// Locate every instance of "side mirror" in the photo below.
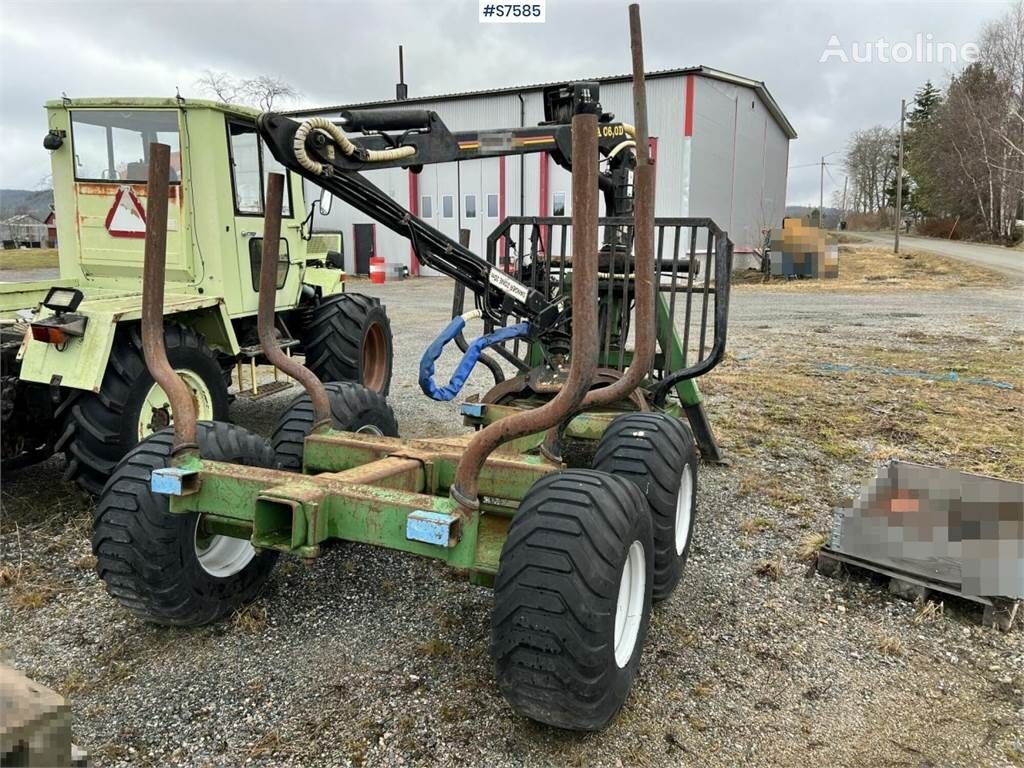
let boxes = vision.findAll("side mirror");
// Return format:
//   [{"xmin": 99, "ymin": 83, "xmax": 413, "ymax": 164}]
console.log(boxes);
[{"xmin": 318, "ymin": 192, "xmax": 333, "ymax": 216}]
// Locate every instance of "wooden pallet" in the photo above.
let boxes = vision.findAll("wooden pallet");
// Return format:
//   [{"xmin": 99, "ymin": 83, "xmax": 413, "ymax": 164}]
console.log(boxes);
[{"xmin": 816, "ymin": 547, "xmax": 1020, "ymax": 631}]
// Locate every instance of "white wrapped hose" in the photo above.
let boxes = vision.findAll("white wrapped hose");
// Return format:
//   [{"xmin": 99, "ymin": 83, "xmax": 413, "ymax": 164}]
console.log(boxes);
[{"xmin": 293, "ymin": 116, "xmax": 416, "ymax": 175}]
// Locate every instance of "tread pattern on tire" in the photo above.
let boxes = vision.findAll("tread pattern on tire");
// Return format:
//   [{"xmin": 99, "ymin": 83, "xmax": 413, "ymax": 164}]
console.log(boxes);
[
  {"xmin": 491, "ymin": 468, "xmax": 653, "ymax": 731},
  {"xmin": 271, "ymin": 381, "xmax": 399, "ymax": 471},
  {"xmin": 59, "ymin": 324, "xmax": 229, "ymax": 495},
  {"xmin": 302, "ymin": 293, "xmax": 393, "ymax": 395},
  {"xmin": 92, "ymin": 421, "xmax": 277, "ymax": 626},
  {"xmin": 593, "ymin": 412, "xmax": 697, "ymax": 601}
]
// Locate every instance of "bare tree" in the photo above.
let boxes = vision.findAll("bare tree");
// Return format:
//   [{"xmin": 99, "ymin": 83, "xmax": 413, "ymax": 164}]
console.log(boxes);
[
  {"xmin": 195, "ymin": 69, "xmax": 241, "ymax": 103},
  {"xmin": 843, "ymin": 126, "xmax": 899, "ymax": 219},
  {"xmin": 240, "ymin": 76, "xmax": 299, "ymax": 111},
  {"xmin": 194, "ymin": 70, "xmax": 299, "ymax": 111}
]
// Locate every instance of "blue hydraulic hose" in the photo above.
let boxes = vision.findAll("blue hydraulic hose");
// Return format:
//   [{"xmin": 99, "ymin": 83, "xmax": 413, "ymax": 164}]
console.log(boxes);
[{"xmin": 419, "ymin": 311, "xmax": 530, "ymax": 401}]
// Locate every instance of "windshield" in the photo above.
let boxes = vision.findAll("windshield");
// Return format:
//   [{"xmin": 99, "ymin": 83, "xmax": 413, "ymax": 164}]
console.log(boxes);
[{"xmin": 70, "ymin": 109, "xmax": 181, "ymax": 183}]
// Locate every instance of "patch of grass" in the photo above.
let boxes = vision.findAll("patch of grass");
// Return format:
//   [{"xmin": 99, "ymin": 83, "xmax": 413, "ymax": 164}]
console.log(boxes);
[
  {"xmin": 877, "ymin": 635, "xmax": 906, "ymax": 656},
  {"xmin": 418, "ymin": 637, "xmax": 452, "ymax": 659},
  {"xmin": 796, "ymin": 532, "xmax": 829, "ymax": 561},
  {"xmin": 0, "ymin": 248, "xmax": 58, "ymax": 271},
  {"xmin": 9, "ymin": 585, "xmax": 55, "ymax": 610},
  {"xmin": 738, "ymin": 517, "xmax": 774, "ymax": 535},
  {"xmin": 233, "ymin": 603, "xmax": 268, "ymax": 633},
  {"xmin": 734, "ymin": 244, "xmax": 1004, "ymax": 292},
  {"xmin": 912, "ymin": 599, "xmax": 944, "ymax": 625},
  {"xmin": 692, "ymin": 681, "xmax": 714, "ymax": 698},
  {"xmin": 754, "ymin": 555, "xmax": 785, "ymax": 580}
]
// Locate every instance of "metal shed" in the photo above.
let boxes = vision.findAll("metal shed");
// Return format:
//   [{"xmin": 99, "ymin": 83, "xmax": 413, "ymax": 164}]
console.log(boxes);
[{"xmin": 293, "ymin": 66, "xmax": 796, "ymax": 275}]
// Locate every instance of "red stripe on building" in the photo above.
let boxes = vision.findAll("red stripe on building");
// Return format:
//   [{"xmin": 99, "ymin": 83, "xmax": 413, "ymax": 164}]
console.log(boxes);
[
  {"xmin": 407, "ymin": 169, "xmax": 419, "ymax": 276},
  {"xmin": 498, "ymin": 156, "xmax": 507, "ymax": 269},
  {"xmin": 684, "ymin": 74, "xmax": 695, "ymax": 137},
  {"xmin": 538, "ymin": 152, "xmax": 550, "ymax": 254}
]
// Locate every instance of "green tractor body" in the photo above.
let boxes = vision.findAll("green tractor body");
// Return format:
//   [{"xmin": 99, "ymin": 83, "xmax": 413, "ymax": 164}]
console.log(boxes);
[{"xmin": 0, "ymin": 98, "xmax": 393, "ymax": 491}]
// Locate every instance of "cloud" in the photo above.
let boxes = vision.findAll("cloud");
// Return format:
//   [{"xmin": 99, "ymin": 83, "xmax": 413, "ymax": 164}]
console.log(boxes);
[{"xmin": 0, "ymin": 0, "xmax": 1008, "ymax": 207}]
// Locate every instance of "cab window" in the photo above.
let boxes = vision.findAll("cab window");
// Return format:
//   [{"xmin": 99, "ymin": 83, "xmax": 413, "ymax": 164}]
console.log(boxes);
[
  {"xmin": 70, "ymin": 110, "xmax": 181, "ymax": 183},
  {"xmin": 227, "ymin": 119, "xmax": 292, "ymax": 217}
]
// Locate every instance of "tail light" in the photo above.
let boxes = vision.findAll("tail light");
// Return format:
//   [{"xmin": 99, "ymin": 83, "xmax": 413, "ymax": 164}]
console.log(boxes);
[{"xmin": 31, "ymin": 324, "xmax": 69, "ymax": 345}]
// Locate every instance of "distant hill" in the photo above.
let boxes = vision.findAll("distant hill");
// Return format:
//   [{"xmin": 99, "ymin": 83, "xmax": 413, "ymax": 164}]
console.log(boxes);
[{"xmin": 0, "ymin": 189, "xmax": 54, "ymax": 222}]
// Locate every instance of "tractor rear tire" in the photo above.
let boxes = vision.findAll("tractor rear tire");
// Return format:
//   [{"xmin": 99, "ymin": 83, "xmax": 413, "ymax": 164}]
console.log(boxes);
[
  {"xmin": 92, "ymin": 421, "xmax": 278, "ymax": 626},
  {"xmin": 271, "ymin": 381, "xmax": 399, "ymax": 471},
  {"xmin": 491, "ymin": 469, "xmax": 654, "ymax": 731},
  {"xmin": 302, "ymin": 293, "xmax": 393, "ymax": 395},
  {"xmin": 58, "ymin": 324, "xmax": 230, "ymax": 496},
  {"xmin": 593, "ymin": 412, "xmax": 698, "ymax": 602}
]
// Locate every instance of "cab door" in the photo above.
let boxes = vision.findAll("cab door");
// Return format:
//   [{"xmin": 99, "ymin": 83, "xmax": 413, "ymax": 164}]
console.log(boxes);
[{"xmin": 225, "ymin": 118, "xmax": 302, "ymax": 317}]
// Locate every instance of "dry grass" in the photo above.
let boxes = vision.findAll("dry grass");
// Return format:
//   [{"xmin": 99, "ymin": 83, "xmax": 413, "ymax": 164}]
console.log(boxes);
[
  {"xmin": 912, "ymin": 599, "xmax": 945, "ymax": 625},
  {"xmin": 704, "ymin": 333, "xmax": 1024, "ymax": 489},
  {"xmin": 738, "ymin": 517, "xmax": 774, "ymax": 535},
  {"xmin": 796, "ymin": 532, "xmax": 829, "ymax": 561},
  {"xmin": 0, "ymin": 248, "xmax": 58, "ymax": 271},
  {"xmin": 754, "ymin": 555, "xmax": 785, "ymax": 580},
  {"xmin": 233, "ymin": 603, "xmax": 268, "ymax": 633},
  {"xmin": 734, "ymin": 246, "xmax": 1005, "ymax": 292},
  {"xmin": 877, "ymin": 635, "xmax": 906, "ymax": 656}
]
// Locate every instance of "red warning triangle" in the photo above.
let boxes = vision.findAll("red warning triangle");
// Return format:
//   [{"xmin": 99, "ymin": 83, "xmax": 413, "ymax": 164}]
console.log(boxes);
[{"xmin": 104, "ymin": 185, "xmax": 147, "ymax": 238}]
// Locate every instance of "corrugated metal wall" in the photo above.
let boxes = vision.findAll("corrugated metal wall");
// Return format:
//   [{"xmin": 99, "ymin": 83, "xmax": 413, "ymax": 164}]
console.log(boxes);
[
  {"xmin": 688, "ymin": 77, "xmax": 790, "ymax": 253},
  {"xmin": 312, "ymin": 72, "xmax": 790, "ymax": 273}
]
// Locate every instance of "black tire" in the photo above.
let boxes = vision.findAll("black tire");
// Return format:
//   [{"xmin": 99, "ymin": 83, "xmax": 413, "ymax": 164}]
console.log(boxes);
[
  {"xmin": 271, "ymin": 381, "xmax": 399, "ymax": 471},
  {"xmin": 302, "ymin": 293, "xmax": 393, "ymax": 395},
  {"xmin": 92, "ymin": 421, "xmax": 278, "ymax": 626},
  {"xmin": 593, "ymin": 412, "xmax": 698, "ymax": 602},
  {"xmin": 58, "ymin": 324, "xmax": 230, "ymax": 495},
  {"xmin": 491, "ymin": 469, "xmax": 654, "ymax": 731}
]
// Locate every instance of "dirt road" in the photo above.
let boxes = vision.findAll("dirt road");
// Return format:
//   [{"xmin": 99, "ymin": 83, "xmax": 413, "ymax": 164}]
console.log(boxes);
[{"xmin": 859, "ymin": 231, "xmax": 1024, "ymax": 281}]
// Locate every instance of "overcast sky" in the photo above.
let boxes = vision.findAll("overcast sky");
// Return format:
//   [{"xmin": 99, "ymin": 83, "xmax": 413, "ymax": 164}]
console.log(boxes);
[{"xmin": 0, "ymin": 0, "xmax": 1008, "ymax": 205}]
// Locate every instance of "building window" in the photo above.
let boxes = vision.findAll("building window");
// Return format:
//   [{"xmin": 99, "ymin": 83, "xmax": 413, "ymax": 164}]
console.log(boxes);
[
  {"xmin": 552, "ymin": 191, "xmax": 566, "ymax": 217},
  {"xmin": 465, "ymin": 194, "xmax": 477, "ymax": 219},
  {"xmin": 442, "ymin": 195, "xmax": 454, "ymax": 218},
  {"xmin": 420, "ymin": 195, "xmax": 433, "ymax": 219},
  {"xmin": 486, "ymin": 193, "xmax": 498, "ymax": 218},
  {"xmin": 70, "ymin": 109, "xmax": 180, "ymax": 183}
]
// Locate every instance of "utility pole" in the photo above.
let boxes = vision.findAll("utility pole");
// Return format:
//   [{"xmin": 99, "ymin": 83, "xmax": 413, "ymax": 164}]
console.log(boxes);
[
  {"xmin": 894, "ymin": 98, "xmax": 905, "ymax": 253},
  {"xmin": 839, "ymin": 176, "xmax": 848, "ymax": 230},
  {"xmin": 819, "ymin": 155, "xmax": 825, "ymax": 229}
]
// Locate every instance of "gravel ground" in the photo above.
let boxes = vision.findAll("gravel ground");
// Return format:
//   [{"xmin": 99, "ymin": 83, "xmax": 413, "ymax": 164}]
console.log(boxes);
[{"xmin": 1, "ymin": 269, "xmax": 1022, "ymax": 767}]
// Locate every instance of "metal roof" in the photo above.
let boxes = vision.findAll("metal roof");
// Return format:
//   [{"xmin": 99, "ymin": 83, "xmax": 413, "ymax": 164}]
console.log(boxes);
[{"xmin": 288, "ymin": 66, "xmax": 797, "ymax": 139}]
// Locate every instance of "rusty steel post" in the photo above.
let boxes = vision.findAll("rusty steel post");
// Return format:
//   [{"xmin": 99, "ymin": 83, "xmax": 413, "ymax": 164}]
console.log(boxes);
[
  {"xmin": 141, "ymin": 142, "xmax": 197, "ymax": 453},
  {"xmin": 450, "ymin": 110, "xmax": 602, "ymax": 511},
  {"xmin": 540, "ymin": 3, "xmax": 656, "ymax": 456},
  {"xmin": 261, "ymin": 173, "xmax": 332, "ymax": 428}
]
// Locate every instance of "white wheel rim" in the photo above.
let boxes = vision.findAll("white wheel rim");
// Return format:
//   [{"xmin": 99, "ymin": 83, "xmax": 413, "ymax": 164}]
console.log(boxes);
[
  {"xmin": 613, "ymin": 540, "xmax": 646, "ymax": 668},
  {"xmin": 138, "ymin": 370, "xmax": 215, "ymax": 440},
  {"xmin": 356, "ymin": 424, "xmax": 383, "ymax": 436},
  {"xmin": 675, "ymin": 464, "xmax": 694, "ymax": 556},
  {"xmin": 194, "ymin": 519, "xmax": 256, "ymax": 578}
]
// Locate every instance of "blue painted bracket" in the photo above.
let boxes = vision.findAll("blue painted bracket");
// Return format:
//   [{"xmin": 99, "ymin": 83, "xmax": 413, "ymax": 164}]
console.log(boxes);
[
  {"xmin": 406, "ymin": 510, "xmax": 459, "ymax": 547},
  {"xmin": 151, "ymin": 467, "xmax": 200, "ymax": 496}
]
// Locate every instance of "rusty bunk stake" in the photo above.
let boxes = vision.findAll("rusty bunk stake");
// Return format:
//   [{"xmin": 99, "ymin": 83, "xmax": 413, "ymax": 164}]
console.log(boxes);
[
  {"xmin": 141, "ymin": 142, "xmax": 198, "ymax": 455},
  {"xmin": 540, "ymin": 3, "xmax": 656, "ymax": 457},
  {"xmin": 450, "ymin": 109, "xmax": 602, "ymax": 512},
  {"xmin": 261, "ymin": 173, "xmax": 332, "ymax": 429}
]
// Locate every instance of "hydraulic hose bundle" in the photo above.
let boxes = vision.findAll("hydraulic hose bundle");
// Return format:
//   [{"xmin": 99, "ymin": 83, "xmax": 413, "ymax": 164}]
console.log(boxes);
[{"xmin": 292, "ymin": 116, "xmax": 416, "ymax": 175}]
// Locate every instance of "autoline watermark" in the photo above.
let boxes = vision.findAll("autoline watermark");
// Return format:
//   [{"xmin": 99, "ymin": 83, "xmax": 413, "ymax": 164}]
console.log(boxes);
[{"xmin": 820, "ymin": 34, "xmax": 980, "ymax": 64}]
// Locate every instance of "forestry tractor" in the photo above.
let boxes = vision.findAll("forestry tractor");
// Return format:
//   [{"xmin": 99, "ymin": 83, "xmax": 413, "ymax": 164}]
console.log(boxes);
[
  {"xmin": 0, "ymin": 97, "xmax": 393, "ymax": 493},
  {"xmin": 88, "ymin": 4, "xmax": 732, "ymax": 730}
]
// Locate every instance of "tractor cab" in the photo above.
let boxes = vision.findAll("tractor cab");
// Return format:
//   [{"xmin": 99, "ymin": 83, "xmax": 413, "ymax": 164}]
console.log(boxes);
[{"xmin": 42, "ymin": 97, "xmax": 314, "ymax": 317}]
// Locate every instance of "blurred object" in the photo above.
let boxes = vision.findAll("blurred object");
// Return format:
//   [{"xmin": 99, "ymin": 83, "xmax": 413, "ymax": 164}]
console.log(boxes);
[
  {"xmin": 818, "ymin": 461, "xmax": 1023, "ymax": 630},
  {"xmin": 0, "ymin": 664, "xmax": 86, "ymax": 767},
  {"xmin": 767, "ymin": 218, "xmax": 838, "ymax": 279}
]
